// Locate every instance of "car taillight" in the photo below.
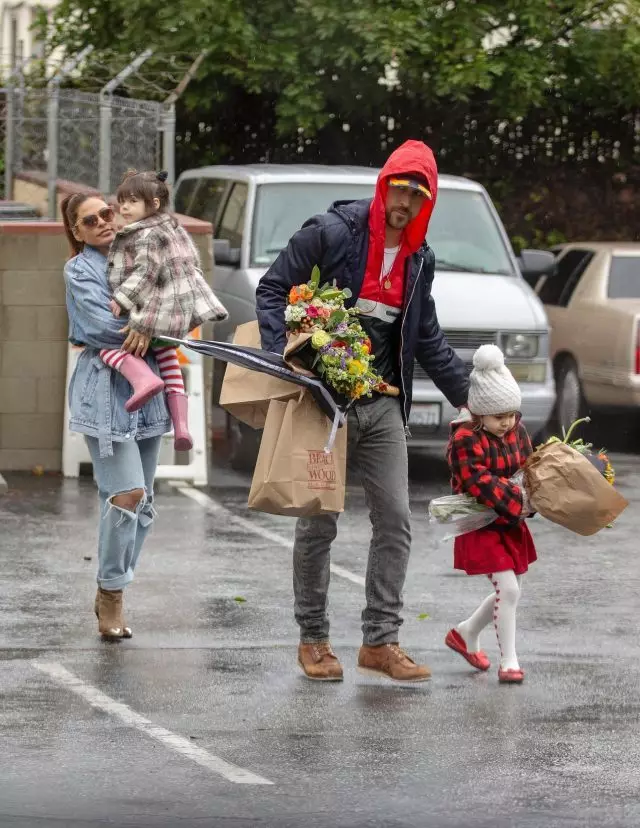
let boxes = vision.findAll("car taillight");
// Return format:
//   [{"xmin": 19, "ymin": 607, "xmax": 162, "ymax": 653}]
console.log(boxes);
[{"xmin": 636, "ymin": 321, "xmax": 640, "ymax": 374}]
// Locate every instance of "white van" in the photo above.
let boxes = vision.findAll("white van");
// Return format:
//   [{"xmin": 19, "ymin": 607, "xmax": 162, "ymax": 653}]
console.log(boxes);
[{"xmin": 175, "ymin": 164, "xmax": 555, "ymax": 468}]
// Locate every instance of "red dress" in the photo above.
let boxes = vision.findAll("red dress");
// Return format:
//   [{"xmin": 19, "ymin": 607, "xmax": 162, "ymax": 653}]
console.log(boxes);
[{"xmin": 448, "ymin": 422, "xmax": 538, "ymax": 576}]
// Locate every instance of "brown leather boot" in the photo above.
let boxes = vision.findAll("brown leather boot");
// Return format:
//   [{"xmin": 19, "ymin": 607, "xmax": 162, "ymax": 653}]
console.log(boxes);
[
  {"xmin": 95, "ymin": 589, "xmax": 132, "ymax": 638},
  {"xmin": 358, "ymin": 643, "xmax": 431, "ymax": 682},
  {"xmin": 298, "ymin": 641, "xmax": 344, "ymax": 681}
]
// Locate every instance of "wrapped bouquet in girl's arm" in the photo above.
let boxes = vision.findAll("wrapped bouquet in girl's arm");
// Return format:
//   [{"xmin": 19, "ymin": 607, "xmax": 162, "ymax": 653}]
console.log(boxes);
[
  {"xmin": 431, "ymin": 417, "xmax": 627, "ymax": 540},
  {"xmin": 429, "ymin": 425, "xmax": 531, "ymax": 540}
]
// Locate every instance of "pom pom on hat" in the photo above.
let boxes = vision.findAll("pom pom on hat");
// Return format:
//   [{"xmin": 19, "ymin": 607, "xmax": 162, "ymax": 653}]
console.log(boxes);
[
  {"xmin": 467, "ymin": 344, "xmax": 522, "ymax": 416},
  {"xmin": 473, "ymin": 344, "xmax": 505, "ymax": 372}
]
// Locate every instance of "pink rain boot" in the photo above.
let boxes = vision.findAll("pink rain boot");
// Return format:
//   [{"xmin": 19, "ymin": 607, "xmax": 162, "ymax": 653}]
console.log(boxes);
[
  {"xmin": 118, "ymin": 355, "xmax": 165, "ymax": 413},
  {"xmin": 167, "ymin": 393, "xmax": 193, "ymax": 452}
]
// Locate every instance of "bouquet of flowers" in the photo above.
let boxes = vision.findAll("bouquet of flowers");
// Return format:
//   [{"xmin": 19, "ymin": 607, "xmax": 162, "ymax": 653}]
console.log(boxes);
[
  {"xmin": 540, "ymin": 418, "xmax": 615, "ymax": 484},
  {"xmin": 429, "ymin": 418, "xmax": 619, "ymax": 540},
  {"xmin": 284, "ymin": 265, "xmax": 390, "ymax": 401}
]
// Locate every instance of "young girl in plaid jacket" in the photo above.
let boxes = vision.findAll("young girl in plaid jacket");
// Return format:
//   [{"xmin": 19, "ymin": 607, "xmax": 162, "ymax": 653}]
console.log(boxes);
[
  {"xmin": 444, "ymin": 344, "xmax": 536, "ymax": 684},
  {"xmin": 101, "ymin": 170, "xmax": 227, "ymax": 450}
]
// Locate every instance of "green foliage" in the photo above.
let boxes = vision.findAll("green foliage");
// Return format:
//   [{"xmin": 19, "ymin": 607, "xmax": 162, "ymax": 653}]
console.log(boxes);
[{"xmin": 42, "ymin": 0, "xmax": 640, "ymax": 136}]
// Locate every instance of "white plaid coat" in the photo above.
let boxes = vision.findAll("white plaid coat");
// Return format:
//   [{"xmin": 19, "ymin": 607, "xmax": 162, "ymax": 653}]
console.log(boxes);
[{"xmin": 107, "ymin": 213, "xmax": 228, "ymax": 337}]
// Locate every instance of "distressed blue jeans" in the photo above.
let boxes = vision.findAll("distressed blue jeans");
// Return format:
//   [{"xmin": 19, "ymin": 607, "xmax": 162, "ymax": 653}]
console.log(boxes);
[
  {"xmin": 86, "ymin": 436, "xmax": 161, "ymax": 591},
  {"xmin": 293, "ymin": 396, "xmax": 411, "ymax": 646}
]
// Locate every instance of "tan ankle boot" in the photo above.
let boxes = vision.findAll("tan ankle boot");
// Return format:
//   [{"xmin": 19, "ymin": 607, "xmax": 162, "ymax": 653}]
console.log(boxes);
[
  {"xmin": 96, "ymin": 588, "xmax": 124, "ymax": 640},
  {"xmin": 95, "ymin": 589, "xmax": 132, "ymax": 638}
]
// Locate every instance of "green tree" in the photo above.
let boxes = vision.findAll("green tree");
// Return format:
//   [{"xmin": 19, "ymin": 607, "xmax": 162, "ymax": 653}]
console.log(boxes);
[{"xmin": 44, "ymin": 0, "xmax": 640, "ymax": 134}]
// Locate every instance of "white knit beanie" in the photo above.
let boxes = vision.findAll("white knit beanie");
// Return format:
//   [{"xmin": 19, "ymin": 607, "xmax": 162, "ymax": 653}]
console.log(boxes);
[{"xmin": 467, "ymin": 344, "xmax": 522, "ymax": 416}]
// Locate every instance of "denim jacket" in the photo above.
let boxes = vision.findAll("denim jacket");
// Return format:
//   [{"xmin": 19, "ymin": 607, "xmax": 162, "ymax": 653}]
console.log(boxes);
[{"xmin": 64, "ymin": 245, "xmax": 171, "ymax": 458}]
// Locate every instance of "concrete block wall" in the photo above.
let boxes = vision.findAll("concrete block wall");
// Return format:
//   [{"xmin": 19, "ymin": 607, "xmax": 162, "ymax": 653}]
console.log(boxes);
[
  {"xmin": 0, "ymin": 225, "xmax": 69, "ymax": 471},
  {"xmin": 0, "ymin": 213, "xmax": 215, "ymax": 473}
]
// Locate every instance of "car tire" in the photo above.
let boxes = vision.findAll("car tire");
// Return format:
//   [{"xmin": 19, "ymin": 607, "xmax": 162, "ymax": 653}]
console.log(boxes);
[
  {"xmin": 228, "ymin": 416, "xmax": 261, "ymax": 472},
  {"xmin": 554, "ymin": 357, "xmax": 587, "ymax": 433}
]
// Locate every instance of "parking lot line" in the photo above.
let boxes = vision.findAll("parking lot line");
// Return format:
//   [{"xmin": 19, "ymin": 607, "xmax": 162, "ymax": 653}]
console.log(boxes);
[
  {"xmin": 172, "ymin": 483, "xmax": 366, "ymax": 588},
  {"xmin": 32, "ymin": 661, "xmax": 274, "ymax": 786}
]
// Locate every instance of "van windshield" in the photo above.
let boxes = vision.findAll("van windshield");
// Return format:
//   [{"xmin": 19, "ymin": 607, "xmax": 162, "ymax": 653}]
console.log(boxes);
[{"xmin": 250, "ymin": 182, "xmax": 514, "ymax": 275}]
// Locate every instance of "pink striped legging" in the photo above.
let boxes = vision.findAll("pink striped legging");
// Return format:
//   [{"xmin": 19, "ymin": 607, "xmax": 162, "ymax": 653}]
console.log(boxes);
[{"xmin": 100, "ymin": 347, "xmax": 185, "ymax": 395}]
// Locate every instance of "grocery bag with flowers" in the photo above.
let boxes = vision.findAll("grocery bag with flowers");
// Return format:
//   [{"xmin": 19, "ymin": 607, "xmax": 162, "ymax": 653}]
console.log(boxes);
[{"xmin": 429, "ymin": 418, "xmax": 628, "ymax": 540}]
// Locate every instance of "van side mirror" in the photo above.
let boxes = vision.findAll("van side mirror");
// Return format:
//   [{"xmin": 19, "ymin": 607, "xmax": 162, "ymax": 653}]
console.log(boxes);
[
  {"xmin": 213, "ymin": 238, "xmax": 241, "ymax": 267},
  {"xmin": 517, "ymin": 249, "xmax": 555, "ymax": 289}
]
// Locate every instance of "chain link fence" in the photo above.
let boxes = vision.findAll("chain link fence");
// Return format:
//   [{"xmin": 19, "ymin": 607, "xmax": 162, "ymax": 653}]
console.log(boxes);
[
  {"xmin": 0, "ymin": 91, "xmax": 6, "ymax": 199},
  {"xmin": 1, "ymin": 85, "xmax": 164, "ymax": 208}
]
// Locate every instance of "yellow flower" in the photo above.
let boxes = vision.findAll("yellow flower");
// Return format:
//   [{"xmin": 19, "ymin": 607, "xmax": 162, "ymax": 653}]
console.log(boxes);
[{"xmin": 348, "ymin": 359, "xmax": 365, "ymax": 376}]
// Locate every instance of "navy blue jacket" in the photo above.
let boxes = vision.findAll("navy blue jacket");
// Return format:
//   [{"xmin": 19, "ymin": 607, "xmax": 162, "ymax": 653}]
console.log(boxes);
[{"xmin": 255, "ymin": 199, "xmax": 469, "ymax": 423}]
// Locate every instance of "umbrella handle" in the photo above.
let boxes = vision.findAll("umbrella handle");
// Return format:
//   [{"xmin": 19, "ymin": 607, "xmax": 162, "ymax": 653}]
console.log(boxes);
[{"xmin": 324, "ymin": 409, "xmax": 344, "ymax": 454}]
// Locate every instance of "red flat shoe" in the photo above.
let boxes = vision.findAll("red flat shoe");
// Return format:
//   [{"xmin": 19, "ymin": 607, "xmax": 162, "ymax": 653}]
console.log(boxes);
[
  {"xmin": 498, "ymin": 668, "xmax": 525, "ymax": 684},
  {"xmin": 445, "ymin": 628, "xmax": 490, "ymax": 671}
]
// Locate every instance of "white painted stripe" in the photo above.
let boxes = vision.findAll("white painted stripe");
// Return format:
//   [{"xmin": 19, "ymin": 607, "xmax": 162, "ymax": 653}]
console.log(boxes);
[
  {"xmin": 327, "ymin": 563, "xmax": 365, "ymax": 587},
  {"xmin": 172, "ymin": 483, "xmax": 366, "ymax": 588},
  {"xmin": 32, "ymin": 661, "xmax": 273, "ymax": 786}
]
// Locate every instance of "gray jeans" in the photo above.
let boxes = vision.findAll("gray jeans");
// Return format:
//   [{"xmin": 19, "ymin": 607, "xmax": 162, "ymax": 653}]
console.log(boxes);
[{"xmin": 293, "ymin": 396, "xmax": 411, "ymax": 646}]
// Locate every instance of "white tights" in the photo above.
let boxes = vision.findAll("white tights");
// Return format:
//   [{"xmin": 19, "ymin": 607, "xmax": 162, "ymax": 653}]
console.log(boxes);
[{"xmin": 456, "ymin": 570, "xmax": 523, "ymax": 671}]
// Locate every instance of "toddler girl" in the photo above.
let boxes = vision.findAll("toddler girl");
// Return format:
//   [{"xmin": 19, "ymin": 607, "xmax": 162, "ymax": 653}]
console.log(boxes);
[
  {"xmin": 444, "ymin": 344, "xmax": 536, "ymax": 684},
  {"xmin": 100, "ymin": 170, "xmax": 228, "ymax": 450}
]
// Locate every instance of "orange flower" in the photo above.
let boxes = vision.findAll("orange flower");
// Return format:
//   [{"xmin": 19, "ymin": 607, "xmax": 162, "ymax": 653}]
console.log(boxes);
[{"xmin": 289, "ymin": 283, "xmax": 314, "ymax": 304}]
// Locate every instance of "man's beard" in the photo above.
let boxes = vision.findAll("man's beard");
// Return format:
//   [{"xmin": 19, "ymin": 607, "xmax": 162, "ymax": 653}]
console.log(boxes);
[{"xmin": 386, "ymin": 208, "xmax": 410, "ymax": 229}]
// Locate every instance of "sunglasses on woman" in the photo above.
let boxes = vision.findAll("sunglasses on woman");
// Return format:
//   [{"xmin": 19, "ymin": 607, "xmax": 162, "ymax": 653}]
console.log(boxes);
[{"xmin": 76, "ymin": 207, "xmax": 115, "ymax": 229}]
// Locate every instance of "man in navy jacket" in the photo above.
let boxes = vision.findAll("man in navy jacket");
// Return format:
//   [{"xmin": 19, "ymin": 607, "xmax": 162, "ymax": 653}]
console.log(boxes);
[{"xmin": 256, "ymin": 140, "xmax": 469, "ymax": 682}]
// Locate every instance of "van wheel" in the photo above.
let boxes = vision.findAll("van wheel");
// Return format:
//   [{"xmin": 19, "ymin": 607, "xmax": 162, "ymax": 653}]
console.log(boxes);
[
  {"xmin": 228, "ymin": 417, "xmax": 261, "ymax": 472},
  {"xmin": 555, "ymin": 357, "xmax": 586, "ymax": 433}
]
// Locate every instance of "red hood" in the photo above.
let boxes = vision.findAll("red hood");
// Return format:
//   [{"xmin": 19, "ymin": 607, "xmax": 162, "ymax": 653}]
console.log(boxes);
[
  {"xmin": 364, "ymin": 141, "xmax": 438, "ymax": 296},
  {"xmin": 370, "ymin": 139, "xmax": 438, "ymax": 255}
]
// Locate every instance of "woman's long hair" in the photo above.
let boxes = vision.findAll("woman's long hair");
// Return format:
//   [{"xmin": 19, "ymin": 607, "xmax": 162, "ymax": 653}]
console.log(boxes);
[{"xmin": 60, "ymin": 193, "xmax": 93, "ymax": 259}]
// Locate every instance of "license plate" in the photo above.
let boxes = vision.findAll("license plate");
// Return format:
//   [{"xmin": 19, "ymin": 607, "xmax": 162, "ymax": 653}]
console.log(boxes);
[{"xmin": 408, "ymin": 403, "xmax": 441, "ymax": 427}]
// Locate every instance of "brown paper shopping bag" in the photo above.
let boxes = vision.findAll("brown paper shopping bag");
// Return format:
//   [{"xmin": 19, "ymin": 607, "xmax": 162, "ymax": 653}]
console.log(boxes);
[
  {"xmin": 248, "ymin": 391, "xmax": 347, "ymax": 517},
  {"xmin": 524, "ymin": 442, "xmax": 628, "ymax": 536},
  {"xmin": 220, "ymin": 321, "xmax": 299, "ymax": 429}
]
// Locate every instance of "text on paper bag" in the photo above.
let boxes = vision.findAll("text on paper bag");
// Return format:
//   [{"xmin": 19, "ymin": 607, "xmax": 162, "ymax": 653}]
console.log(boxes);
[{"xmin": 307, "ymin": 450, "xmax": 338, "ymax": 490}]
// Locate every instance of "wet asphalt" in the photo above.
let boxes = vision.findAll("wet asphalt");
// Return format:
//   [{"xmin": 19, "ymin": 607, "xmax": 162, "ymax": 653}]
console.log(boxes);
[{"xmin": 1, "ymin": 438, "xmax": 640, "ymax": 827}]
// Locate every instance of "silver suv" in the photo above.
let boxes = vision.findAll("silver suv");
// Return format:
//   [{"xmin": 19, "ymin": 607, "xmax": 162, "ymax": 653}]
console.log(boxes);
[{"xmin": 175, "ymin": 164, "xmax": 555, "ymax": 469}]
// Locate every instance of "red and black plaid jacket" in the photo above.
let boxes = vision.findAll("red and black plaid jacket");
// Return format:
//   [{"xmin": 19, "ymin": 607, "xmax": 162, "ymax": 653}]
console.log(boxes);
[{"xmin": 447, "ymin": 421, "xmax": 533, "ymax": 525}]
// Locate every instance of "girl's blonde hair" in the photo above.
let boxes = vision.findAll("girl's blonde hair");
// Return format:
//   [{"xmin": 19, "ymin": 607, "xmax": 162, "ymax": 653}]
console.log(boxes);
[{"xmin": 471, "ymin": 414, "xmax": 484, "ymax": 433}]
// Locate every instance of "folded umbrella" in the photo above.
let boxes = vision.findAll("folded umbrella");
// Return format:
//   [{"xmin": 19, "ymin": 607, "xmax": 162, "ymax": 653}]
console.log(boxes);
[{"xmin": 157, "ymin": 336, "xmax": 351, "ymax": 440}]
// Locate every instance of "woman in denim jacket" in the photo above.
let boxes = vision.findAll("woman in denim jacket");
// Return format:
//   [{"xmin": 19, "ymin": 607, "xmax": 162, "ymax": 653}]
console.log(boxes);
[{"xmin": 62, "ymin": 193, "xmax": 171, "ymax": 640}]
